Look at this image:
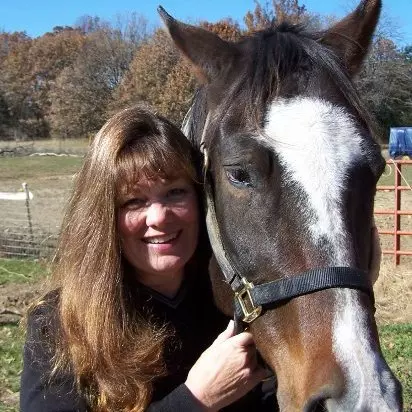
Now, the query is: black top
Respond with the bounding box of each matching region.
[20,271,276,411]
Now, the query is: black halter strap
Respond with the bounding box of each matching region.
[202,162,374,325]
[233,267,374,322]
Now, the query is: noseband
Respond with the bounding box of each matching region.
[201,146,374,326]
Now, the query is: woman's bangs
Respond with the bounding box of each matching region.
[115,146,195,196]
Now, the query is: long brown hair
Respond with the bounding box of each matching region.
[45,106,199,410]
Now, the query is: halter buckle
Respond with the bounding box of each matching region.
[235,278,262,323]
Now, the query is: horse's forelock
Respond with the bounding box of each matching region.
[190,24,375,143]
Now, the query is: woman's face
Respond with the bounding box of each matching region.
[117,175,199,287]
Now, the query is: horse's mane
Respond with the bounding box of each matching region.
[185,23,374,147]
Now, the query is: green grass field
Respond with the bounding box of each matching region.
[0,325,22,412]
[0,156,83,182]
[0,138,89,156]
[0,259,49,285]
[0,259,411,411]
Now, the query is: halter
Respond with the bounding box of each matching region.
[201,141,374,326]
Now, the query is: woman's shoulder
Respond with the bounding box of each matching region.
[26,289,61,342]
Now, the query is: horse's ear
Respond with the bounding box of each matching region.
[158,6,237,83]
[321,0,381,76]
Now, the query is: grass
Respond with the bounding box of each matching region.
[0,138,90,156]
[380,324,412,409]
[0,260,410,411]
[378,159,412,187]
[0,144,409,187]
[0,325,23,411]
[0,259,50,285]
[0,156,83,182]
[0,322,410,411]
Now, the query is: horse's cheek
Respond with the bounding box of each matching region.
[208,255,234,316]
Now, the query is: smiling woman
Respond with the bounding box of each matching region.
[117,176,199,297]
[19,105,272,412]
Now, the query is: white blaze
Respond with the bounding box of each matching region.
[263,97,363,265]
[262,97,399,411]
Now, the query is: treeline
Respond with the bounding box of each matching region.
[0,0,411,142]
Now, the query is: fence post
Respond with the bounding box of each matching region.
[23,182,34,244]
[394,163,401,265]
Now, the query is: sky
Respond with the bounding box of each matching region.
[1,0,411,46]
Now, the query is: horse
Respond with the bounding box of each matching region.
[159,1,403,410]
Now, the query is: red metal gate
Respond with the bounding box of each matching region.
[375,159,412,265]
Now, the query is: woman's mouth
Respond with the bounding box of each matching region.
[142,231,181,244]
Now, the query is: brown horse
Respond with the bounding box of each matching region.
[159,1,402,410]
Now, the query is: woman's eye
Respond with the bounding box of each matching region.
[167,188,187,198]
[225,168,252,188]
[124,198,146,209]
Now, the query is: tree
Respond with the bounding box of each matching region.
[200,19,242,42]
[273,0,306,24]
[49,20,145,138]
[0,31,30,63]
[0,29,84,140]
[110,29,180,116]
[356,37,412,136]
[0,91,12,139]
[28,28,86,131]
[0,34,45,140]
[244,0,307,32]
[112,19,243,125]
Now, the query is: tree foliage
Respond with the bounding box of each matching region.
[357,37,412,133]
[49,23,144,138]
[244,0,307,32]
[0,5,410,141]
[112,19,241,125]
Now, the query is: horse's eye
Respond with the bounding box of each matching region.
[225,167,252,188]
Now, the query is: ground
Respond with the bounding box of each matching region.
[0,282,40,325]
[0,143,411,410]
[0,260,410,411]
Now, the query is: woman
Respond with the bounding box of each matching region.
[20,106,268,412]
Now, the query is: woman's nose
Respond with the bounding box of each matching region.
[145,202,168,227]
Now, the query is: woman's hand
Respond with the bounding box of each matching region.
[185,320,267,411]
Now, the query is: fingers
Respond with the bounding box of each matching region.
[254,365,272,382]
[212,320,236,345]
[213,322,255,348]
[241,365,271,392]
[229,331,254,347]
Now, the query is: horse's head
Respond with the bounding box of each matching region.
[160,1,402,410]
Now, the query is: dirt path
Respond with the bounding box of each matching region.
[0,282,44,325]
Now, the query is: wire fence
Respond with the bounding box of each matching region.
[0,183,58,259]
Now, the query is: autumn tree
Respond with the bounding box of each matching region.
[110,29,180,118]
[28,27,86,126]
[0,31,31,63]
[49,17,147,138]
[112,19,242,125]
[357,37,412,135]
[244,0,307,32]
[0,92,11,138]
[0,28,85,140]
[0,33,41,140]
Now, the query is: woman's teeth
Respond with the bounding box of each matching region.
[144,232,179,244]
